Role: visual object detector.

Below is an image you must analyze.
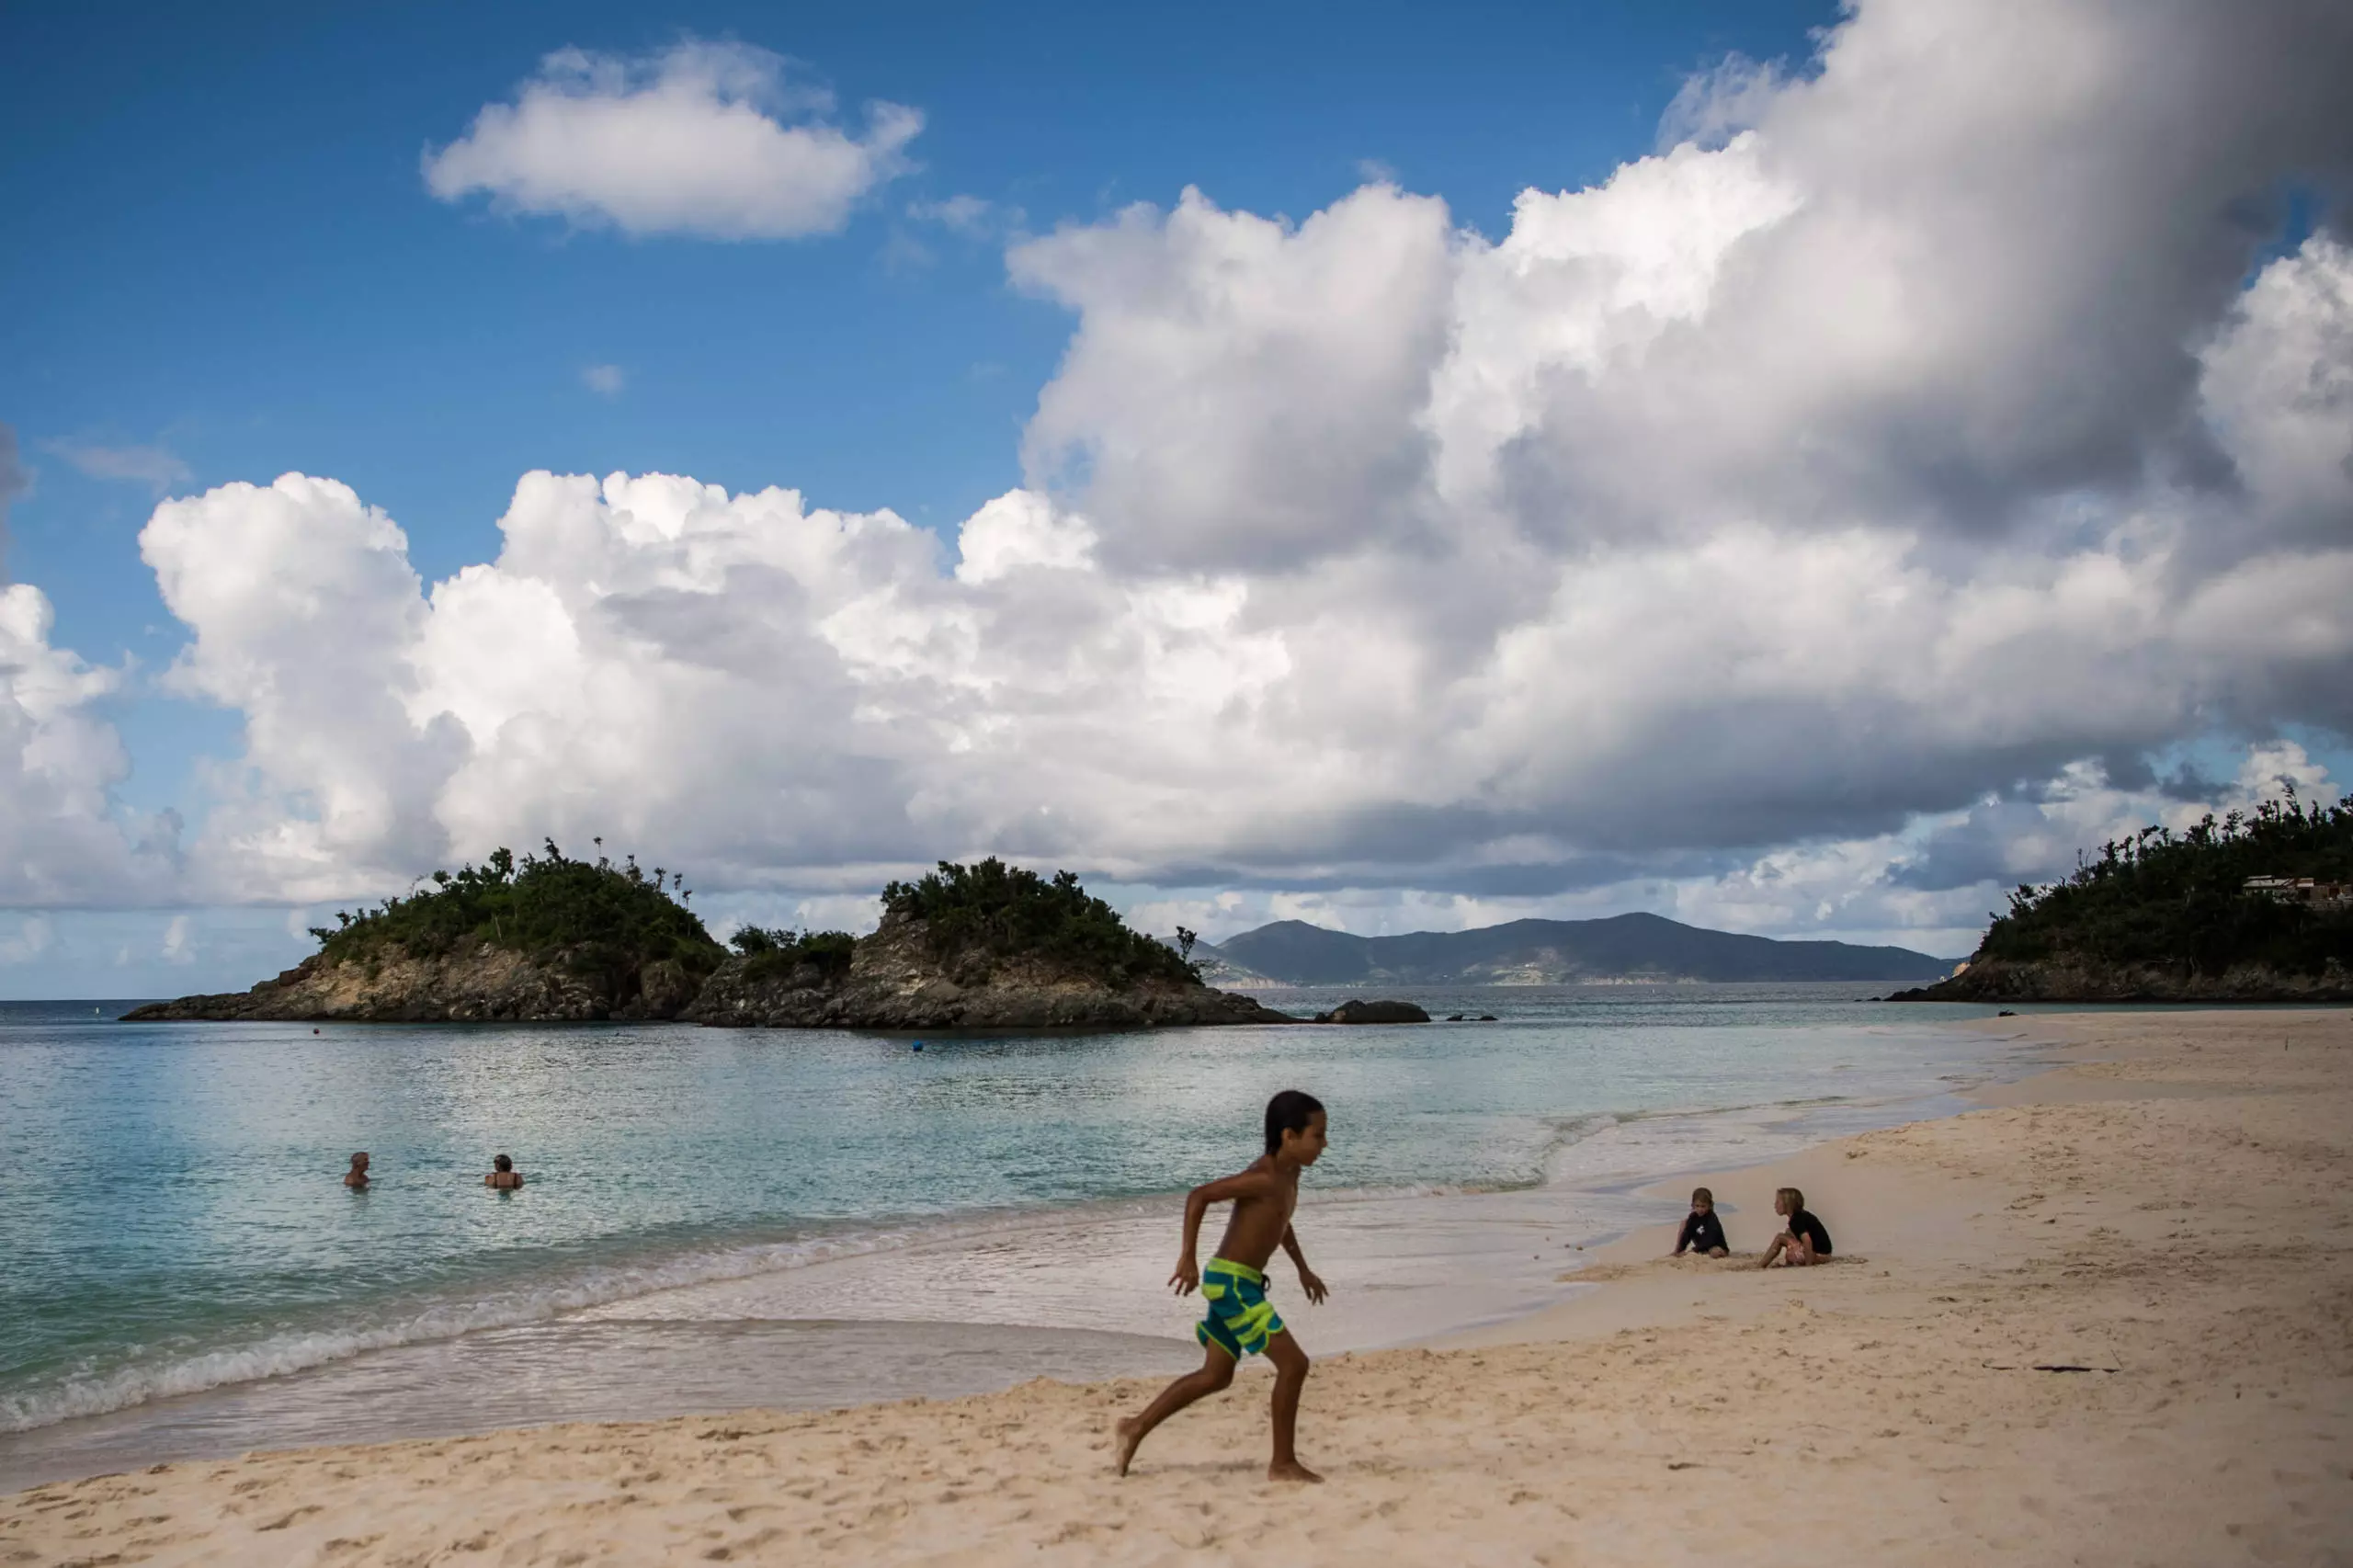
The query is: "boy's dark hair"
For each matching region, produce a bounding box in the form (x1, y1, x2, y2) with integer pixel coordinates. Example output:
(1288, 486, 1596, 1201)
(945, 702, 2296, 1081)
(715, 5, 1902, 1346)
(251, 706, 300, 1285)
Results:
(493, 1153, 514, 1172)
(1264, 1089, 1325, 1154)
(1691, 1187, 1713, 1204)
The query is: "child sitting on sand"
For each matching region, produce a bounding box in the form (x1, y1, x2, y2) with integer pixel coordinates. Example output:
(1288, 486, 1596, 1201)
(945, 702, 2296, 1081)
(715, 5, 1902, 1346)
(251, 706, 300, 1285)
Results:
(1758, 1186, 1833, 1267)
(484, 1153, 523, 1190)
(1673, 1187, 1730, 1257)
(1115, 1089, 1331, 1484)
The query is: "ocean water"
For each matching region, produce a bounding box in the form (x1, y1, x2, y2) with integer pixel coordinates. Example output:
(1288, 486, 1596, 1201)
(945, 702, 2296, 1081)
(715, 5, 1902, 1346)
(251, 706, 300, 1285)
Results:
(0, 987, 2029, 1487)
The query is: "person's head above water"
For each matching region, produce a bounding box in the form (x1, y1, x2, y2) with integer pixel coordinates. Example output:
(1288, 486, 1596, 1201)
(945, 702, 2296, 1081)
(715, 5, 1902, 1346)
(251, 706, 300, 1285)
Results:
(1263, 1089, 1327, 1165)
(348, 1153, 369, 1170)
(492, 1154, 513, 1173)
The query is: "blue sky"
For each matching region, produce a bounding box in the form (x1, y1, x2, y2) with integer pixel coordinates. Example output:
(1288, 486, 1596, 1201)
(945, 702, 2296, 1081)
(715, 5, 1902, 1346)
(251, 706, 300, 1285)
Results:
(1, 1, 2347, 997)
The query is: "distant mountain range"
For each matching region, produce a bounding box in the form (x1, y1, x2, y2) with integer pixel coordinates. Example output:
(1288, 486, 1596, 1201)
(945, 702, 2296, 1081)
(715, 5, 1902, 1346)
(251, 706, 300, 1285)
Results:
(1193, 914, 1956, 987)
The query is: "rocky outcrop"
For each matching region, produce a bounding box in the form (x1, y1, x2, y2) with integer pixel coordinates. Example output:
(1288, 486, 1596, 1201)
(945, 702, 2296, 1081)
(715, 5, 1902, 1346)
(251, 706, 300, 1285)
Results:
(683, 912, 1299, 1029)
(1313, 998, 1431, 1024)
(121, 942, 709, 1022)
(1888, 957, 2353, 1004)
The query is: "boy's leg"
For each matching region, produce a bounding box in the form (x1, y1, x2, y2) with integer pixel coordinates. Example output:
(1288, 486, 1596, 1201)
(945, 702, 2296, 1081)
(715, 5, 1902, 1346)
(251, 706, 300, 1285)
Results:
(1758, 1233, 1789, 1268)
(1262, 1331, 1321, 1484)
(1114, 1345, 1235, 1476)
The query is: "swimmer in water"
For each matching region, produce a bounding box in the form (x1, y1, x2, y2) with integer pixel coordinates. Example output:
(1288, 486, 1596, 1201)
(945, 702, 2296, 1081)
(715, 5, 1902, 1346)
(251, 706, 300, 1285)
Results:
(343, 1152, 370, 1189)
(484, 1153, 524, 1190)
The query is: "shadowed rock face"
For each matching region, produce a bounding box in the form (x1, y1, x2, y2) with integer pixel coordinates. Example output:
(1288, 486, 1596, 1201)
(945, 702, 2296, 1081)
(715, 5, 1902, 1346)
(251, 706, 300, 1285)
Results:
(684, 911, 1297, 1030)
(120, 942, 706, 1022)
(1887, 958, 2353, 1005)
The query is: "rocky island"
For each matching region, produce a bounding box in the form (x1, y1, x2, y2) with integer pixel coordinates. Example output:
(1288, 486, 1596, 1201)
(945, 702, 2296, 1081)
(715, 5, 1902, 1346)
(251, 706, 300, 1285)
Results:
(1891, 793, 2352, 1004)
(685, 859, 1291, 1029)
(125, 848, 1296, 1028)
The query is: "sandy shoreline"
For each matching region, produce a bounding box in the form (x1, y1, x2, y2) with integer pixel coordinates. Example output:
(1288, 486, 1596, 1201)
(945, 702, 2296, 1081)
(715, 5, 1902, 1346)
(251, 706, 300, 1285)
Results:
(7, 1009, 2349, 1564)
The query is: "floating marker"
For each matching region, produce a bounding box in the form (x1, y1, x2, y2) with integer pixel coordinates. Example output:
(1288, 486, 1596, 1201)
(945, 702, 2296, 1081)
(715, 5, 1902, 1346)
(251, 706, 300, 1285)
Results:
(912, 1040, 924, 1052)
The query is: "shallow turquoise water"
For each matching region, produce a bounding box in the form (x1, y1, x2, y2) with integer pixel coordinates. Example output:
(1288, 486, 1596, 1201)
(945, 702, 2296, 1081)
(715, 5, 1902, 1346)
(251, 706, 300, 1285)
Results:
(0, 988, 2006, 1437)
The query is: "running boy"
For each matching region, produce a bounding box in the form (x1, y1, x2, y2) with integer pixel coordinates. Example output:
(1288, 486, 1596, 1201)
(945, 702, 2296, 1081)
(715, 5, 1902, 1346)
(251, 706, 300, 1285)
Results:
(1115, 1089, 1330, 1483)
(1673, 1187, 1729, 1257)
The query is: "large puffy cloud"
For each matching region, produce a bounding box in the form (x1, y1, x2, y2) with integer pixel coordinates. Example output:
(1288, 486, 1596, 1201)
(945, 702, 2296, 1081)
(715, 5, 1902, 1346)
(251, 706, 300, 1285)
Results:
(0, 584, 176, 905)
(30, 0, 2353, 950)
(424, 42, 921, 240)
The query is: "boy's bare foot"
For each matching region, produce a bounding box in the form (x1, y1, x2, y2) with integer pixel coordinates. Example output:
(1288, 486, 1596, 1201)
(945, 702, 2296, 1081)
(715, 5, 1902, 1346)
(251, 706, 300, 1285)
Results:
(1113, 1416, 1145, 1477)
(1267, 1459, 1324, 1484)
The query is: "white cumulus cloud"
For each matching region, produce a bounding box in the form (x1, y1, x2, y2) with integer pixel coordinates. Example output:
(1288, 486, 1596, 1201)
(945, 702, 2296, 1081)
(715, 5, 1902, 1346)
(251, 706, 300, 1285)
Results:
(4, 0, 2346, 955)
(424, 41, 921, 240)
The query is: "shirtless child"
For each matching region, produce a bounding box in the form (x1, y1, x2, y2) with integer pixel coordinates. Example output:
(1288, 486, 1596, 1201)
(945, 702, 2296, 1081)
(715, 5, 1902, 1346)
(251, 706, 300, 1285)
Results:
(343, 1152, 370, 1189)
(1114, 1089, 1330, 1483)
(484, 1154, 524, 1190)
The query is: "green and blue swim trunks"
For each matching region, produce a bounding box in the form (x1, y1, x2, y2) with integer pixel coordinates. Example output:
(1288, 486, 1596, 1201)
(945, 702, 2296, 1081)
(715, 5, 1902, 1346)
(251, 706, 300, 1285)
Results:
(1197, 1257, 1285, 1358)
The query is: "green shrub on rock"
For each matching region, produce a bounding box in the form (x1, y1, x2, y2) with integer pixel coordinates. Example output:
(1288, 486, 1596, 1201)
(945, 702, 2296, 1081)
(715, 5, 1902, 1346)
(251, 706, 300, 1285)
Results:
(307, 840, 728, 981)
(880, 858, 1199, 985)
(731, 925, 858, 982)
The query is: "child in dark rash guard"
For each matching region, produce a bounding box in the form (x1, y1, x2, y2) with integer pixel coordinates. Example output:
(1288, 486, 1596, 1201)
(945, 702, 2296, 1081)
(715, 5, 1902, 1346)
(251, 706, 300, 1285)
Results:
(1759, 1186, 1833, 1267)
(1673, 1187, 1730, 1257)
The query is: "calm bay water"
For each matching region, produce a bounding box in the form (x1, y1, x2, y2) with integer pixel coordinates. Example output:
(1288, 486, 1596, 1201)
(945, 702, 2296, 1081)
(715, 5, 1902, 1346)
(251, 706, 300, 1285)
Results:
(0, 987, 2018, 1464)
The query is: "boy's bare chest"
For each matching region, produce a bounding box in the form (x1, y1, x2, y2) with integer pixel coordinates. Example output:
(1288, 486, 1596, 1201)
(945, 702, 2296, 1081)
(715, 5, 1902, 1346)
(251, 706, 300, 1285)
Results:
(1245, 1179, 1298, 1223)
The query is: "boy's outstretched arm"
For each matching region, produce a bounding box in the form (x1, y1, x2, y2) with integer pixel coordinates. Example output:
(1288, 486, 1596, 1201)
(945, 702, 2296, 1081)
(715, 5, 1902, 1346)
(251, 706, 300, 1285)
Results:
(1281, 1224, 1328, 1303)
(1168, 1170, 1280, 1295)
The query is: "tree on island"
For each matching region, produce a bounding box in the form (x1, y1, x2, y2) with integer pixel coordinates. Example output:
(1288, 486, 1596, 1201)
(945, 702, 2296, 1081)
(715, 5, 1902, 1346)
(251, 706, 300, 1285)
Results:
(881, 857, 1202, 985)
(308, 839, 729, 992)
(727, 924, 858, 981)
(1976, 790, 2353, 980)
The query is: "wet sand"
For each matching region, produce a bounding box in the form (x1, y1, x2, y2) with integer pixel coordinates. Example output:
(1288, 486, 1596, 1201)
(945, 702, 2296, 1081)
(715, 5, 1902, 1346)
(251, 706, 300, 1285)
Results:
(6, 1008, 2348, 1565)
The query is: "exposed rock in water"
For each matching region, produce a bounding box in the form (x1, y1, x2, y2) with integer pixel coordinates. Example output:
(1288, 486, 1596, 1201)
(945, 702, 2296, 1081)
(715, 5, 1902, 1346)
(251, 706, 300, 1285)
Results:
(1886, 958, 2352, 1005)
(121, 941, 705, 1022)
(685, 911, 1299, 1030)
(1312, 998, 1431, 1024)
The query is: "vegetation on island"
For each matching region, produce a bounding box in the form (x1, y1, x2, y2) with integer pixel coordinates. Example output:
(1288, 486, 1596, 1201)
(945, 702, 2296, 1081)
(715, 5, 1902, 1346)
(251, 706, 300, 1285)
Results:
(1974, 791, 2353, 978)
(310, 840, 728, 988)
(729, 925, 858, 982)
(881, 857, 1200, 985)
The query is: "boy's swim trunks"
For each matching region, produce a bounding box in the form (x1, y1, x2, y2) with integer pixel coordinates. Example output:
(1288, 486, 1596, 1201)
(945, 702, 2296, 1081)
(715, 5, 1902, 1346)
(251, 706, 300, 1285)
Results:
(1197, 1257, 1285, 1358)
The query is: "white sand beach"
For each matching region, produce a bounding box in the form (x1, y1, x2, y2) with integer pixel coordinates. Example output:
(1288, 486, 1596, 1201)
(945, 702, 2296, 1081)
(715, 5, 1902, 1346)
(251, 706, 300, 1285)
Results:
(6, 1008, 2349, 1565)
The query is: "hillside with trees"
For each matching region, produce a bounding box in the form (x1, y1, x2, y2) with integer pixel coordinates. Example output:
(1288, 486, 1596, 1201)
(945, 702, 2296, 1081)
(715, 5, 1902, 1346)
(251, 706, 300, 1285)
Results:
(126, 841, 730, 1021)
(688, 857, 1282, 1028)
(1895, 791, 2353, 1002)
